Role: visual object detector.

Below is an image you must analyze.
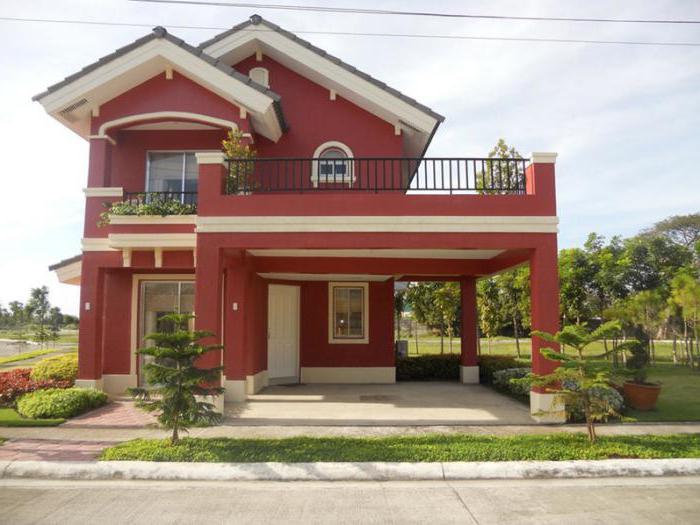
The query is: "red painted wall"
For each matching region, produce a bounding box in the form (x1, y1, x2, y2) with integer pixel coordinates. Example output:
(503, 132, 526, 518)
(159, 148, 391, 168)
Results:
(300, 280, 394, 368)
(90, 72, 245, 135)
(234, 55, 402, 159)
(101, 271, 132, 375)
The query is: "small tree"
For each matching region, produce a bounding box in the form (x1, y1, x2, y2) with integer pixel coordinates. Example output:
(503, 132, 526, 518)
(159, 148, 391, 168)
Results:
(394, 289, 405, 340)
(516, 321, 623, 442)
(434, 282, 461, 353)
(130, 313, 224, 444)
(477, 278, 503, 355)
(222, 129, 257, 194)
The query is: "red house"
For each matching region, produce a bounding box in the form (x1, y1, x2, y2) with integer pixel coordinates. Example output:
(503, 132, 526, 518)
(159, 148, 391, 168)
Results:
(39, 15, 562, 420)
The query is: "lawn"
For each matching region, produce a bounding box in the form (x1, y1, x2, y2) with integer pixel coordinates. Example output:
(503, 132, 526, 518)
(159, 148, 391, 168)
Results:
(0, 348, 61, 365)
(101, 433, 700, 463)
(0, 408, 65, 427)
(0, 329, 79, 344)
(624, 364, 700, 422)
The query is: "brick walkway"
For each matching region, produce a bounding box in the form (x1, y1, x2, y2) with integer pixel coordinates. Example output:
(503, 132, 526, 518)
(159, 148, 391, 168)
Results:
(62, 399, 156, 428)
(0, 438, 114, 461)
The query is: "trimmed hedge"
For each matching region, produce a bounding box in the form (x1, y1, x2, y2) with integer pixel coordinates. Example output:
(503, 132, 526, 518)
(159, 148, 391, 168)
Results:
(16, 387, 108, 419)
(396, 354, 460, 381)
(31, 353, 78, 383)
(479, 355, 522, 384)
(0, 368, 72, 406)
(492, 367, 531, 399)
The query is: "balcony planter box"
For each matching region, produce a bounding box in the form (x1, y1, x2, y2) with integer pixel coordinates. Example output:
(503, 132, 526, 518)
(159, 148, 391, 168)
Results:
(623, 381, 661, 411)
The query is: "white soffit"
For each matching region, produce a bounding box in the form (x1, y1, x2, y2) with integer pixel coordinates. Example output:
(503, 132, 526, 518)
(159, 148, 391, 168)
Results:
(202, 26, 439, 135)
(258, 273, 392, 282)
(35, 37, 282, 141)
(248, 249, 504, 260)
(54, 261, 82, 286)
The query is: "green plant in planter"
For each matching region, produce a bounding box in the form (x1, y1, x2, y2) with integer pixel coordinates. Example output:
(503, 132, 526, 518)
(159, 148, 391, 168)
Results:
(223, 129, 257, 194)
(130, 313, 223, 444)
(99, 196, 197, 225)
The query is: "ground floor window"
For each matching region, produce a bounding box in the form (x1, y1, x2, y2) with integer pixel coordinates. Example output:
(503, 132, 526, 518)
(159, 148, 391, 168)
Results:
(138, 280, 194, 385)
(328, 282, 369, 344)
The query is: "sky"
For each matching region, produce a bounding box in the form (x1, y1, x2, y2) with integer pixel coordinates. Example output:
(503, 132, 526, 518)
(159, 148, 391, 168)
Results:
(0, 0, 699, 315)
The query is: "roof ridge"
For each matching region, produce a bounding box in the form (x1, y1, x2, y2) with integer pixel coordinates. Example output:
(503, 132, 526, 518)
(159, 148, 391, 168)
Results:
(197, 14, 444, 122)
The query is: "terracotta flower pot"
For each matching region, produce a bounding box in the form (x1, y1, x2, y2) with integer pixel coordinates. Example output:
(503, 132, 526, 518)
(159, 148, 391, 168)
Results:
(623, 381, 661, 411)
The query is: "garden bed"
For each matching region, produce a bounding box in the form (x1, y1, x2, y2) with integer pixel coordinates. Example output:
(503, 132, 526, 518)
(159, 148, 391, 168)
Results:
(101, 433, 700, 463)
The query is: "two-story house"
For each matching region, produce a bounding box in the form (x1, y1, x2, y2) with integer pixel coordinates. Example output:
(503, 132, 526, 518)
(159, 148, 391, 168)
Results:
(39, 15, 562, 420)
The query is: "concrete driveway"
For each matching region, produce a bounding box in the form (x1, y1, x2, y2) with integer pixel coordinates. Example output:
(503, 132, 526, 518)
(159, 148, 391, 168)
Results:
(225, 382, 534, 426)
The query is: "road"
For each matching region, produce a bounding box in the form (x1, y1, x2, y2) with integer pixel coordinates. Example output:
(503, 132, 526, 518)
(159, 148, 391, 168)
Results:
(2, 477, 700, 524)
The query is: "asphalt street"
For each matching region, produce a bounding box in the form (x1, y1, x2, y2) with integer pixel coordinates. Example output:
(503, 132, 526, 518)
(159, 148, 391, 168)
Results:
(2, 476, 700, 524)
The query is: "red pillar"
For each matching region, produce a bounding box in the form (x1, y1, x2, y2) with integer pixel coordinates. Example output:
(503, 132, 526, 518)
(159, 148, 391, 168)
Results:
(459, 277, 479, 383)
(529, 235, 565, 421)
(76, 253, 105, 387)
(194, 240, 223, 371)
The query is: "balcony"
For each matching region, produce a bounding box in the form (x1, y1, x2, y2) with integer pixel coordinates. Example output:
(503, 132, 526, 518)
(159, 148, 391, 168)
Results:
(223, 157, 528, 195)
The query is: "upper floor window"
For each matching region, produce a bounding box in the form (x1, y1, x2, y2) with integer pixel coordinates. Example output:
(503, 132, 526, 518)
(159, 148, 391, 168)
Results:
(249, 67, 269, 87)
(312, 141, 354, 187)
(146, 152, 198, 200)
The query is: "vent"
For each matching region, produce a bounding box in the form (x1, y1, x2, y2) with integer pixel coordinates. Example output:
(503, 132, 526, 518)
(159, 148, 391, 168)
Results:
(58, 98, 88, 121)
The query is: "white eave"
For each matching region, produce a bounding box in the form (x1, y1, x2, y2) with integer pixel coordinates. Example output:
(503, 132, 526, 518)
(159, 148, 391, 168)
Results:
(33, 29, 285, 142)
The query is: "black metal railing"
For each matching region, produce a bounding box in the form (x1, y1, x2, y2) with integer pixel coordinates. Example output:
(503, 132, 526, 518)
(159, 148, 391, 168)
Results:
(122, 191, 198, 207)
(224, 157, 527, 195)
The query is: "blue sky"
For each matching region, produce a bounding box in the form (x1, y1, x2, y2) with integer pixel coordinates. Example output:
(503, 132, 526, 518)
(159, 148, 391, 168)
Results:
(1, 0, 699, 315)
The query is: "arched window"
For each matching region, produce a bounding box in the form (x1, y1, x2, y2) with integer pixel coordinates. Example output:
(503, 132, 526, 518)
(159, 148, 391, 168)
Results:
(249, 67, 269, 87)
(312, 141, 354, 187)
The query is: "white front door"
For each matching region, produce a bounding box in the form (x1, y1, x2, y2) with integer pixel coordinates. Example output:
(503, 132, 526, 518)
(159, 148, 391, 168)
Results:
(267, 284, 300, 383)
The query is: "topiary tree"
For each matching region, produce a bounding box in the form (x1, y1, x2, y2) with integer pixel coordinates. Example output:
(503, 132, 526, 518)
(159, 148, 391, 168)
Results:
(514, 321, 625, 442)
(130, 313, 224, 444)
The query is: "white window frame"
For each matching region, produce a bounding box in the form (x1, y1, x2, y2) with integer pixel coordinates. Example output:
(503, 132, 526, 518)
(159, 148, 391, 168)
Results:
(145, 150, 199, 202)
(311, 141, 355, 187)
(328, 281, 369, 344)
(249, 67, 270, 87)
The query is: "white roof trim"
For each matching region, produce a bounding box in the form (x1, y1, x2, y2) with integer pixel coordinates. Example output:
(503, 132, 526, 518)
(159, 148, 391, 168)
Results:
(98, 111, 240, 136)
(54, 261, 82, 286)
(248, 249, 504, 260)
(202, 25, 439, 134)
(36, 38, 282, 142)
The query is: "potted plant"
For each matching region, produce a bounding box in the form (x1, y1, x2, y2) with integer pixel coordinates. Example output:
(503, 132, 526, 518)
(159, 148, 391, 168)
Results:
(620, 339, 661, 410)
(222, 129, 257, 194)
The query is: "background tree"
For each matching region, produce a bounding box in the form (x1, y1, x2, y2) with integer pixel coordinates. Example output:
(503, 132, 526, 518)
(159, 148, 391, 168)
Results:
(670, 271, 700, 369)
(434, 282, 461, 353)
(476, 138, 524, 194)
(625, 290, 666, 363)
(497, 267, 530, 358)
(558, 248, 594, 325)
(131, 313, 224, 444)
(477, 278, 503, 355)
(405, 282, 443, 353)
(26, 286, 51, 348)
(394, 289, 405, 341)
(643, 213, 700, 249)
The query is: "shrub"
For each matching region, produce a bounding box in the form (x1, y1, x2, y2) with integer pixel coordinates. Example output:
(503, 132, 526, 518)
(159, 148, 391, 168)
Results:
(396, 354, 459, 381)
(0, 368, 72, 406)
(562, 379, 625, 423)
(31, 353, 78, 382)
(492, 368, 531, 398)
(16, 388, 108, 419)
(479, 355, 521, 384)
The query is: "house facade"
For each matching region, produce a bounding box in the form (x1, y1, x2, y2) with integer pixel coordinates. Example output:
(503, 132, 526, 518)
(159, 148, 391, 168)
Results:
(39, 15, 562, 420)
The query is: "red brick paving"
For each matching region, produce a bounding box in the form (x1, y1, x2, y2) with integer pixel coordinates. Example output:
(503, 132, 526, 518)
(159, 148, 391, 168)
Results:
(0, 439, 114, 461)
(62, 400, 156, 428)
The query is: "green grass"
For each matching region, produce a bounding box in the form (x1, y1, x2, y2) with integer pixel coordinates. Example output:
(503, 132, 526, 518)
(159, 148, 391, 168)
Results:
(0, 348, 61, 365)
(101, 433, 700, 463)
(0, 329, 79, 344)
(0, 408, 65, 427)
(624, 365, 700, 422)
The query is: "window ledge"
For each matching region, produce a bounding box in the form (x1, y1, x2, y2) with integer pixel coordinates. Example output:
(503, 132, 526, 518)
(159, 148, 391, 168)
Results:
(107, 214, 198, 225)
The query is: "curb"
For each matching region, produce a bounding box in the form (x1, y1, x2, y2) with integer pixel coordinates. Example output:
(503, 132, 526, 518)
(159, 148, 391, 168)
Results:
(2, 459, 700, 481)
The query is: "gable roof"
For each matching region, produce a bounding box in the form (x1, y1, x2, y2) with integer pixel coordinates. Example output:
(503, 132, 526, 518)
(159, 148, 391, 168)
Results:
(199, 15, 444, 124)
(199, 15, 443, 157)
(33, 26, 287, 140)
